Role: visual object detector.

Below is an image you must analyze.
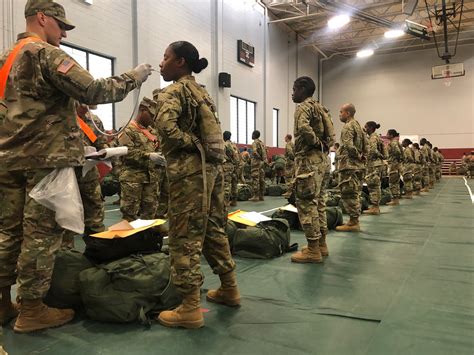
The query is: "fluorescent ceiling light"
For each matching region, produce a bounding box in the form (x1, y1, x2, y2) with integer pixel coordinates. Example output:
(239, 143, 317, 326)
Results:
(356, 49, 374, 58)
(328, 14, 350, 30)
(384, 29, 404, 39)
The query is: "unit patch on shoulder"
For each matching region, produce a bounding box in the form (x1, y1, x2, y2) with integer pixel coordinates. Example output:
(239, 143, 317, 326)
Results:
(57, 59, 75, 74)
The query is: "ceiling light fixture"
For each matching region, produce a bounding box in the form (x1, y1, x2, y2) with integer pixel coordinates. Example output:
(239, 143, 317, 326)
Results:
(356, 49, 374, 58)
(384, 29, 404, 39)
(328, 14, 350, 30)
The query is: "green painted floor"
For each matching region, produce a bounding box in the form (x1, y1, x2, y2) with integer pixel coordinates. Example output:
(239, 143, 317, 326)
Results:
(3, 177, 474, 355)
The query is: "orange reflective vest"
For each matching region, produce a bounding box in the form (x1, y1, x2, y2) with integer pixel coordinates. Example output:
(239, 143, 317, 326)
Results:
(77, 116, 98, 143)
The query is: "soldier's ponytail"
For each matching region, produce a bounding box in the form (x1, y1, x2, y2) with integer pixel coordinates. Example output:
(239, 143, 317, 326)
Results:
(170, 41, 208, 74)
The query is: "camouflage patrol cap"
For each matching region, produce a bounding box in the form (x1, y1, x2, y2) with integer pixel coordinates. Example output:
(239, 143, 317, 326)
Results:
(25, 0, 75, 31)
(139, 97, 158, 116)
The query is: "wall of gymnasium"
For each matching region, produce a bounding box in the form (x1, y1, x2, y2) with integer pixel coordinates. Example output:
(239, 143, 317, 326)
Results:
(1, 0, 319, 148)
(321, 44, 474, 155)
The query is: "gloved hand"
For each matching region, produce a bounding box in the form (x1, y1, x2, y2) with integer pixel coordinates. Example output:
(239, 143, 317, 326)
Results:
(131, 63, 153, 84)
(149, 152, 166, 166)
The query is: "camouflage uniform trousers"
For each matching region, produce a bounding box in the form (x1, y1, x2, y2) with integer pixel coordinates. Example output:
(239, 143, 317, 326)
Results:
(62, 166, 105, 249)
(436, 165, 442, 181)
(365, 165, 383, 206)
(389, 162, 402, 199)
(294, 154, 324, 241)
(422, 164, 430, 188)
(402, 164, 413, 194)
(428, 164, 436, 185)
(338, 169, 364, 219)
(168, 164, 235, 295)
(155, 167, 169, 219)
(120, 179, 158, 221)
(251, 159, 265, 197)
(413, 164, 423, 191)
(223, 163, 237, 205)
(318, 155, 331, 235)
(0, 168, 65, 299)
(285, 160, 295, 190)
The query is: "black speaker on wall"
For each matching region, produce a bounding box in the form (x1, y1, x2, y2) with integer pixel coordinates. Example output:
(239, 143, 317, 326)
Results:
(218, 72, 231, 88)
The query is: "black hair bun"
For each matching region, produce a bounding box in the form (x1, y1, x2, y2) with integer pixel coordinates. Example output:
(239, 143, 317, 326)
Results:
(376, 123, 380, 129)
(193, 58, 208, 73)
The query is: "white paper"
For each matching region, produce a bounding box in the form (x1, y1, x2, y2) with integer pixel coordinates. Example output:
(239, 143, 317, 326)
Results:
(129, 219, 158, 229)
(239, 211, 271, 224)
(280, 204, 298, 213)
(85, 146, 128, 160)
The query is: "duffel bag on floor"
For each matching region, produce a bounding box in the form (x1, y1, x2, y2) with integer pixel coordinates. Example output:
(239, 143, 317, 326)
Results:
(83, 229, 163, 263)
(380, 188, 392, 205)
(326, 206, 344, 230)
(225, 220, 238, 250)
(271, 209, 301, 230)
(267, 184, 288, 196)
(79, 252, 181, 324)
(237, 184, 253, 201)
(233, 219, 297, 259)
(44, 250, 94, 309)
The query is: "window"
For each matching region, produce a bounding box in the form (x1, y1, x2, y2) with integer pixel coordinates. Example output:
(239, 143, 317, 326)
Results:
(60, 43, 115, 129)
(230, 95, 256, 144)
(272, 108, 279, 147)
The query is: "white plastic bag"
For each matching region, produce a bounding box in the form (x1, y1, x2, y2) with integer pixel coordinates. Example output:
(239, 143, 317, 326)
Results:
(29, 167, 84, 234)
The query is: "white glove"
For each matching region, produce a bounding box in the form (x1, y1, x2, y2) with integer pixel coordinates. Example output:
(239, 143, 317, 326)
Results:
(149, 152, 166, 166)
(132, 63, 153, 84)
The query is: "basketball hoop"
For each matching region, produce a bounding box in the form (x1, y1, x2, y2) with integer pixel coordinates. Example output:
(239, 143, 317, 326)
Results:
(442, 69, 452, 87)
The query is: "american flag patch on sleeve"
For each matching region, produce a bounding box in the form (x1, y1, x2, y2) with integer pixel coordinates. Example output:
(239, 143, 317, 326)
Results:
(57, 59, 75, 74)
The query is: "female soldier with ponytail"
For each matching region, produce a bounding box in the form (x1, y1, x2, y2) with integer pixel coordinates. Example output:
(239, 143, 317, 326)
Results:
(154, 41, 239, 329)
(363, 121, 387, 215)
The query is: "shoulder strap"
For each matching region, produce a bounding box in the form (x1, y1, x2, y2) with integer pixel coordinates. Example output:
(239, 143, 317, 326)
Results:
(131, 120, 157, 142)
(77, 116, 97, 143)
(0, 37, 43, 99)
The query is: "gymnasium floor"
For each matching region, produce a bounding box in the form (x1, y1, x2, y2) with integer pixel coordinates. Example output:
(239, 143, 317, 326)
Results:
(4, 177, 474, 355)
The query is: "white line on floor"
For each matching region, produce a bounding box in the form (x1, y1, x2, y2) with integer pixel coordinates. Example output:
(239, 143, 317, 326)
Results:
(463, 177, 474, 204)
(105, 208, 120, 213)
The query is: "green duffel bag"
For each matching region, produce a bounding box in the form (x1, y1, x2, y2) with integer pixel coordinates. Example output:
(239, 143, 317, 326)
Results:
(325, 189, 341, 207)
(237, 183, 253, 201)
(232, 219, 298, 259)
(267, 184, 286, 196)
(326, 206, 344, 230)
(44, 250, 94, 309)
(380, 188, 392, 205)
(225, 220, 238, 250)
(271, 209, 301, 230)
(79, 253, 181, 324)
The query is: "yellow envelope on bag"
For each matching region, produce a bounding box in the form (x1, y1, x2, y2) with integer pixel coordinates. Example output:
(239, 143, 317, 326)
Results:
(90, 219, 166, 239)
(227, 210, 271, 227)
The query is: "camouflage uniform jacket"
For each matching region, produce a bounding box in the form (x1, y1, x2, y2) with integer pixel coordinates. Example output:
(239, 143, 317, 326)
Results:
(436, 151, 444, 164)
(413, 147, 423, 164)
(252, 139, 267, 162)
(387, 140, 404, 163)
(420, 144, 431, 163)
(155, 75, 210, 184)
(366, 132, 386, 167)
(293, 97, 328, 156)
(403, 146, 415, 163)
(224, 140, 239, 166)
(80, 112, 108, 150)
(337, 118, 367, 171)
(0, 32, 139, 171)
(118, 121, 159, 183)
(285, 141, 295, 161)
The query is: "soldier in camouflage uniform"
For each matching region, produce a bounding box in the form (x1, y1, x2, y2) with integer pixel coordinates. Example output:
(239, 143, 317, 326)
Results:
(118, 97, 163, 221)
(249, 130, 267, 201)
(412, 143, 423, 195)
(419, 138, 431, 191)
(289, 77, 334, 263)
(223, 131, 239, 207)
(0, 0, 152, 333)
(283, 134, 295, 196)
(427, 141, 436, 187)
(154, 41, 238, 329)
(401, 138, 415, 199)
(335, 104, 367, 232)
(433, 147, 443, 181)
(385, 129, 404, 205)
(363, 121, 387, 215)
(61, 103, 108, 249)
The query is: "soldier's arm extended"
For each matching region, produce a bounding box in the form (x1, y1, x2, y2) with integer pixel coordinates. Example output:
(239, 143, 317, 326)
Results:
(295, 105, 321, 148)
(156, 90, 195, 153)
(42, 47, 140, 105)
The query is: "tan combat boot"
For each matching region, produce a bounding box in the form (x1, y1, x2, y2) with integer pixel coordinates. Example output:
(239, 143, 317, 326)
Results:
(420, 187, 429, 192)
(0, 286, 19, 325)
(404, 192, 413, 199)
(258, 192, 265, 201)
(319, 233, 329, 257)
(386, 199, 400, 206)
(158, 290, 204, 329)
(291, 240, 323, 263)
(206, 271, 241, 307)
(413, 190, 420, 196)
(248, 195, 259, 202)
(335, 217, 360, 232)
(363, 206, 380, 215)
(14, 299, 74, 333)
